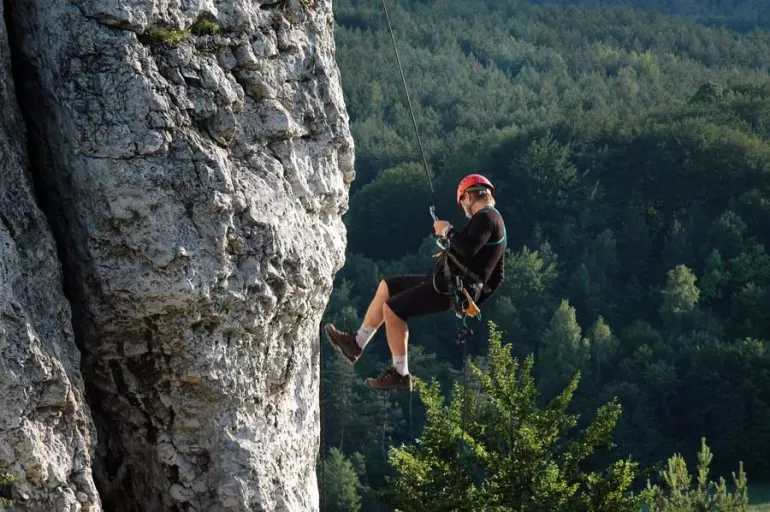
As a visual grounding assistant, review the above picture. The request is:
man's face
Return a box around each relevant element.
[460,192,473,218]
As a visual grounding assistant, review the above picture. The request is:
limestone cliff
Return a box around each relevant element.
[2,0,353,509]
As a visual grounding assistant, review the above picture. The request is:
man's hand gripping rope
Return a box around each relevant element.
[429,206,481,323]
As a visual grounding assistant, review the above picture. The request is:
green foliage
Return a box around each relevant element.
[709,211,748,260]
[0,472,15,508]
[139,26,190,46]
[642,438,749,511]
[323,354,359,452]
[691,82,726,104]
[325,280,361,332]
[589,316,618,385]
[335,0,770,184]
[669,339,770,477]
[346,163,437,260]
[490,245,558,353]
[383,323,641,511]
[261,0,313,14]
[517,133,577,203]
[661,265,700,319]
[190,13,220,36]
[539,299,590,398]
[319,448,363,512]
[323,0,770,506]
[529,0,770,31]
[700,250,730,302]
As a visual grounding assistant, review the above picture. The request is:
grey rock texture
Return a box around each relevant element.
[5,0,354,509]
[0,2,101,510]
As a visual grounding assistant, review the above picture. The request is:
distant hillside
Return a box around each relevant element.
[334,0,770,193]
[529,0,770,32]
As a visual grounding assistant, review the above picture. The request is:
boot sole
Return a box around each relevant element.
[365,379,412,391]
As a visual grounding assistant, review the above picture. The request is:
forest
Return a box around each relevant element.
[319,0,770,509]
[532,0,770,32]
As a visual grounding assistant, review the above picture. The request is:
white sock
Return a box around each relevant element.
[392,355,409,376]
[355,324,377,350]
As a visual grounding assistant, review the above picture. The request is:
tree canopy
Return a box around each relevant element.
[319,0,770,509]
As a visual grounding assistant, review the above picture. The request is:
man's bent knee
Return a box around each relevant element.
[377,280,390,299]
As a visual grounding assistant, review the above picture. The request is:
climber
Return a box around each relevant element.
[324,174,507,391]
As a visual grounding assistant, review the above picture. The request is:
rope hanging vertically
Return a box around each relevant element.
[380,0,436,208]
[320,337,327,511]
[452,318,470,502]
[460,332,468,502]
[379,2,472,505]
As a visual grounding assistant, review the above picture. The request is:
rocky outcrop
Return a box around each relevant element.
[0,2,101,510]
[4,0,353,509]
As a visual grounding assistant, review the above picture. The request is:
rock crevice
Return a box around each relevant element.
[0,0,101,509]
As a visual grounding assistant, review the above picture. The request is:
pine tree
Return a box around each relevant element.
[539,299,590,398]
[700,249,729,302]
[322,353,358,452]
[383,323,641,512]
[642,438,748,512]
[589,315,617,386]
[318,448,363,512]
[660,264,700,324]
[491,246,558,355]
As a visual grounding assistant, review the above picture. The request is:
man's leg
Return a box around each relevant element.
[383,302,409,376]
[346,280,392,352]
[361,280,389,330]
[325,277,422,364]
[366,281,452,390]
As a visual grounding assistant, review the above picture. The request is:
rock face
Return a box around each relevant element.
[4,0,353,509]
[0,2,101,510]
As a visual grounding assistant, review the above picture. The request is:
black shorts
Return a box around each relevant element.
[384,274,453,321]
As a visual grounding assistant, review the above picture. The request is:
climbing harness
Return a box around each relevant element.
[430,207,507,323]
[431,249,484,322]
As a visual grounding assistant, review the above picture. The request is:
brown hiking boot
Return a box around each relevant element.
[324,324,363,364]
[365,365,412,391]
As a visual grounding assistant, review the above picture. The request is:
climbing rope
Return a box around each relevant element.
[460,325,469,502]
[319,337,327,512]
[380,0,437,212]
[380,1,476,504]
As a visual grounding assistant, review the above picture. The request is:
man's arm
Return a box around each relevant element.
[446,213,493,261]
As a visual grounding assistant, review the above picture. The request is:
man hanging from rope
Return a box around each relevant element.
[324,174,507,391]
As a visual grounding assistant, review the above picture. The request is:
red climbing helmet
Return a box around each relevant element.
[456,174,495,209]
